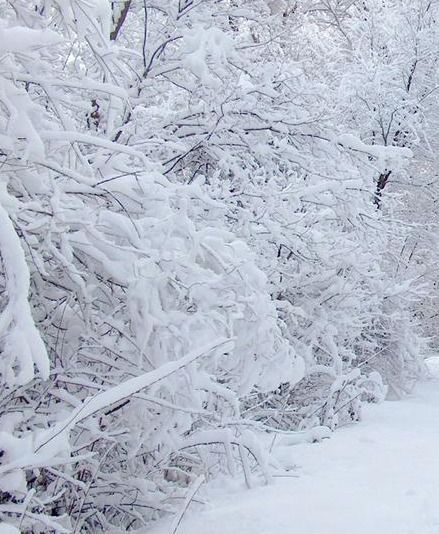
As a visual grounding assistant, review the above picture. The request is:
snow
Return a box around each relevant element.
[149,358,439,534]
[1,0,436,529]
[35,338,233,455]
[40,131,148,165]
[335,133,413,170]
[0,204,49,385]
[0,524,19,534]
[0,27,62,53]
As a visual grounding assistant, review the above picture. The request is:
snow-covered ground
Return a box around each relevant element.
[150,358,439,534]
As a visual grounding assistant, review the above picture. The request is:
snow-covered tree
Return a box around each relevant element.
[0,0,427,530]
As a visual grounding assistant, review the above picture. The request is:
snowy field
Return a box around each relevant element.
[150,358,439,534]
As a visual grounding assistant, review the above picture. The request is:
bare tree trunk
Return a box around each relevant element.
[374,170,391,208]
[110,0,132,41]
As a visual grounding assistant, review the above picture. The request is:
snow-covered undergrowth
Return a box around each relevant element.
[148,358,439,534]
[0,0,433,531]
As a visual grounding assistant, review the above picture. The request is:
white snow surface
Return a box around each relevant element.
[150,357,439,534]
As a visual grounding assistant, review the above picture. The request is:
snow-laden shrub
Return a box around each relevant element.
[0,1,305,530]
[0,0,428,531]
[109,0,424,428]
[2,167,303,531]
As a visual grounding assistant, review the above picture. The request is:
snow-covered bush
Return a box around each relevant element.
[110,0,424,425]
[0,0,428,530]
[0,1,305,530]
